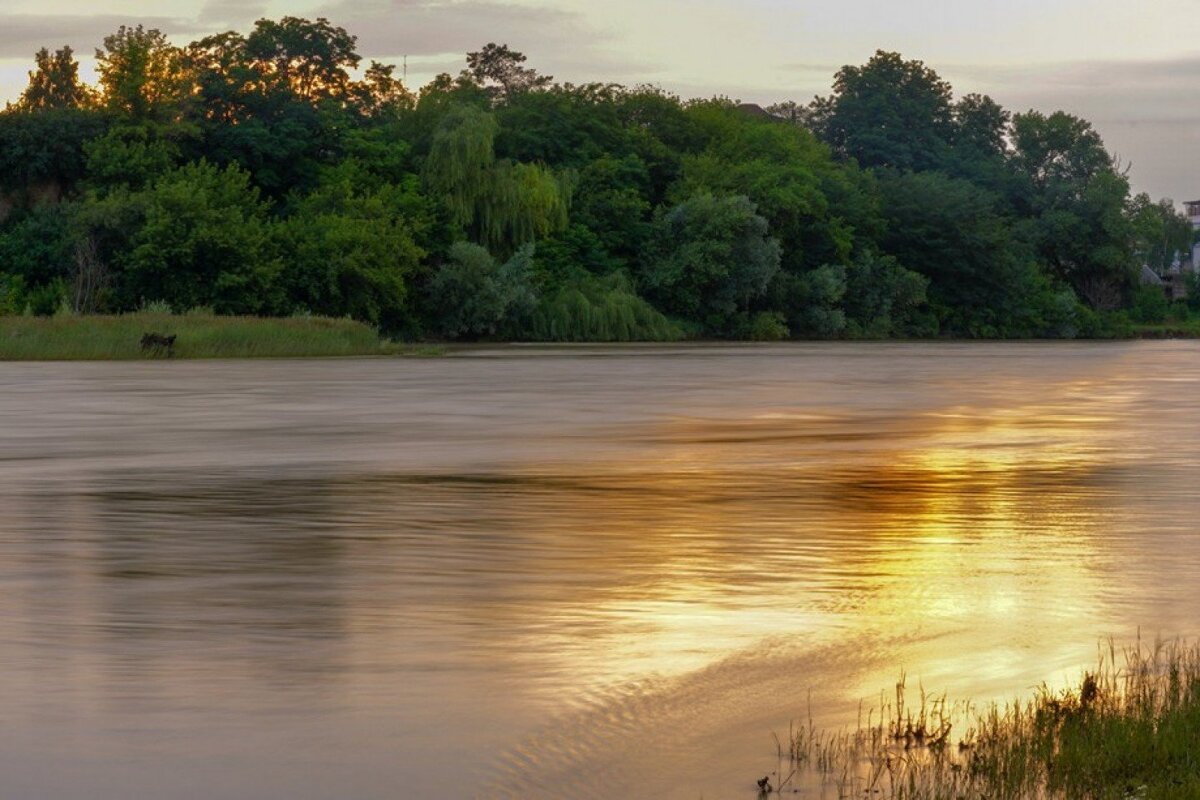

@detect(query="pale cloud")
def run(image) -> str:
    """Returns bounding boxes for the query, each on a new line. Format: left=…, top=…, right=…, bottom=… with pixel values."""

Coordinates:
left=0, top=13, right=201, bottom=57
left=198, top=0, right=271, bottom=26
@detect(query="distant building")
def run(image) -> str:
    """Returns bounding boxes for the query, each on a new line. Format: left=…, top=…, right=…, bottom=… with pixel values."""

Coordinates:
left=1139, top=200, right=1200, bottom=300
left=1188, top=200, right=1200, bottom=273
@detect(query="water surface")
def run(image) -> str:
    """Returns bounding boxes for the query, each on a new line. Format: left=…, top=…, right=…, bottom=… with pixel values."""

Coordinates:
left=2, top=343, right=1198, bottom=798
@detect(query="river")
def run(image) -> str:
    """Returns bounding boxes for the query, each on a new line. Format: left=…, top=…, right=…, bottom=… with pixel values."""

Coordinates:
left=1, top=343, right=1198, bottom=798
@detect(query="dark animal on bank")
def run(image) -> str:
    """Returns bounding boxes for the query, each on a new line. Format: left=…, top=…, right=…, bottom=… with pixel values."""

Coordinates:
left=140, top=332, right=177, bottom=357
left=757, top=775, right=772, bottom=794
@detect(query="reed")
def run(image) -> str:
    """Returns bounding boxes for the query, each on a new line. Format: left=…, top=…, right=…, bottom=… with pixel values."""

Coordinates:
left=763, top=638, right=1200, bottom=799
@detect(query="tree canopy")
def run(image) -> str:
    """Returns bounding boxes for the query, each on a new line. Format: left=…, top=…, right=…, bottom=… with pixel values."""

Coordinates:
left=0, top=28, right=1188, bottom=340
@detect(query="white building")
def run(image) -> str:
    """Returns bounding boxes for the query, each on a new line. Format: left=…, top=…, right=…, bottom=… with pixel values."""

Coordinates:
left=1187, top=200, right=1200, bottom=270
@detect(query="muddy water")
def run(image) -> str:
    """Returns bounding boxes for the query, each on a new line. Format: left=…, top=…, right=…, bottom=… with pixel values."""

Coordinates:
left=1, top=343, right=1199, bottom=799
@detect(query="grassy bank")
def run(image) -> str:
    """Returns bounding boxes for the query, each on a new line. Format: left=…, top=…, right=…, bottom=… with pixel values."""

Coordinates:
left=0, top=312, right=429, bottom=360
left=1134, top=320, right=1200, bottom=339
left=765, top=639, right=1200, bottom=799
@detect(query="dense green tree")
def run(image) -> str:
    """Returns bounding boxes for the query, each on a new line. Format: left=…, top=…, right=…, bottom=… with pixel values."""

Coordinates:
left=843, top=252, right=930, bottom=337
left=809, top=51, right=954, bottom=171
left=95, top=26, right=188, bottom=118
left=877, top=170, right=1075, bottom=336
left=0, top=27, right=1185, bottom=340
left=571, top=154, right=653, bottom=265
left=1008, top=112, right=1136, bottom=308
left=464, top=43, right=552, bottom=102
left=425, top=242, right=537, bottom=339
left=643, top=194, right=781, bottom=334
left=244, top=17, right=360, bottom=103
left=83, top=123, right=185, bottom=191
left=12, top=46, right=93, bottom=111
left=278, top=165, right=425, bottom=325
left=1129, top=194, right=1193, bottom=276
left=422, top=104, right=571, bottom=254
left=670, top=107, right=862, bottom=273
left=0, top=108, right=105, bottom=195
left=117, top=161, right=281, bottom=313
left=422, top=105, right=500, bottom=229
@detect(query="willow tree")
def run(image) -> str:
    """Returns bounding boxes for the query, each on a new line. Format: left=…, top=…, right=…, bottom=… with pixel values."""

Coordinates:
left=477, top=161, right=571, bottom=254
left=422, top=105, right=497, bottom=230
left=422, top=104, right=571, bottom=254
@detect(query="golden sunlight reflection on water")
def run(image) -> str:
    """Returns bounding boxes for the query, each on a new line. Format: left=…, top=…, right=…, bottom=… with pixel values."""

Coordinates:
left=1, top=343, right=1198, bottom=799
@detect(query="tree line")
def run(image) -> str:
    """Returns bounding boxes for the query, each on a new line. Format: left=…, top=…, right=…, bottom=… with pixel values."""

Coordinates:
left=0, top=18, right=1192, bottom=340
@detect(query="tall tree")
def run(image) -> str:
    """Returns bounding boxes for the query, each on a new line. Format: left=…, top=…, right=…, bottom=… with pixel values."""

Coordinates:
left=13, top=46, right=93, bottom=111
left=244, top=17, right=360, bottom=102
left=464, top=43, right=552, bottom=102
left=1010, top=111, right=1135, bottom=306
left=642, top=193, right=781, bottom=334
left=809, top=51, right=954, bottom=171
left=96, top=26, right=188, bottom=118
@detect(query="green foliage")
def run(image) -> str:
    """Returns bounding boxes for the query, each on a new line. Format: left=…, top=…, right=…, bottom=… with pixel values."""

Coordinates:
left=671, top=111, right=860, bottom=273
left=877, top=170, right=1063, bottom=337
left=809, top=50, right=954, bottom=171
left=119, top=161, right=281, bottom=314
left=643, top=193, right=781, bottom=335
left=789, top=265, right=848, bottom=338
left=424, top=242, right=537, bottom=339
left=745, top=311, right=789, bottom=341
left=0, top=204, right=74, bottom=286
left=422, top=105, right=500, bottom=229
left=95, top=25, right=188, bottom=119
left=571, top=155, right=653, bottom=263
left=1131, top=284, right=1170, bottom=324
left=476, top=160, right=572, bottom=254
left=843, top=252, right=930, bottom=337
left=0, top=108, right=106, bottom=192
left=13, top=46, right=93, bottom=111
left=1129, top=194, right=1193, bottom=275
left=0, top=24, right=1184, bottom=341
left=531, top=273, right=682, bottom=342
left=464, top=43, right=553, bottom=102
left=84, top=123, right=183, bottom=191
left=244, top=17, right=360, bottom=103
left=278, top=171, right=425, bottom=326
left=422, top=105, right=570, bottom=253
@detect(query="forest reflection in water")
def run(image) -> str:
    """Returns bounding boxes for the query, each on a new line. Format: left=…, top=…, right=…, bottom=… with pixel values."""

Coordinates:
left=1, top=343, right=1198, bottom=799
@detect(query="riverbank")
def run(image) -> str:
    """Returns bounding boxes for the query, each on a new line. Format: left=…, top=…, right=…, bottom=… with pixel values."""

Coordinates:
left=769, top=639, right=1200, bottom=799
left=1134, top=321, right=1200, bottom=339
left=0, top=313, right=431, bottom=360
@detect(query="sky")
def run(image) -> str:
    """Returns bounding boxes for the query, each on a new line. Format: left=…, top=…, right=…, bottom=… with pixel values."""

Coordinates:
left=3, top=0, right=1200, bottom=203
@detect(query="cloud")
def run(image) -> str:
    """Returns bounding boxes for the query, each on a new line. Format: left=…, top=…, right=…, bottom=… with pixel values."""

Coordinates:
left=315, top=0, right=659, bottom=80
left=938, top=56, right=1200, bottom=124
left=0, top=14, right=203, bottom=58
left=197, top=0, right=271, bottom=27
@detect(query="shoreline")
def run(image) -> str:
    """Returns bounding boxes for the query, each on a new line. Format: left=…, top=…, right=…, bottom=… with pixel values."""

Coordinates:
left=2, top=314, right=1197, bottom=361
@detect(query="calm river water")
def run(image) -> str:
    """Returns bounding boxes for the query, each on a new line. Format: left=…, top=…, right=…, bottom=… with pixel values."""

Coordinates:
left=2, top=343, right=1199, bottom=798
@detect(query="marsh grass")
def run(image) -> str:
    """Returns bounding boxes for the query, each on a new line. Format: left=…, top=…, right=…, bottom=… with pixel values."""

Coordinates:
left=768, top=639, right=1200, bottom=799
left=0, top=313, right=440, bottom=360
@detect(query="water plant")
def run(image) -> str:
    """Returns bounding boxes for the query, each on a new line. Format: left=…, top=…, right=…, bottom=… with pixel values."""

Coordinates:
left=764, top=638, right=1200, bottom=799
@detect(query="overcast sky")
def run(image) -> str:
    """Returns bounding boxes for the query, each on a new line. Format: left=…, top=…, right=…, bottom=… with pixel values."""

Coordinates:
left=3, top=0, right=1199, bottom=203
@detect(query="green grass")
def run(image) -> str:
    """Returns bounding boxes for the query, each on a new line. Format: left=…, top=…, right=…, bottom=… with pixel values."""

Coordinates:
left=767, top=639, right=1200, bottom=799
left=1133, top=319, right=1200, bottom=338
left=0, top=312, right=439, bottom=360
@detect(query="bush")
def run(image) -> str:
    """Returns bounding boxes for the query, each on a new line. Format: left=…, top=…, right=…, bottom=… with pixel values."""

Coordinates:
left=745, top=311, right=789, bottom=341
left=530, top=273, right=682, bottom=342
left=1131, top=284, right=1170, bottom=324
left=425, top=242, right=537, bottom=339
